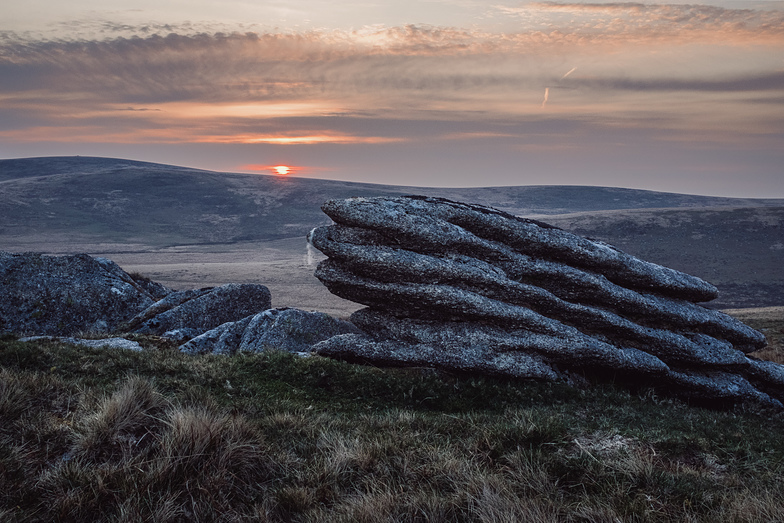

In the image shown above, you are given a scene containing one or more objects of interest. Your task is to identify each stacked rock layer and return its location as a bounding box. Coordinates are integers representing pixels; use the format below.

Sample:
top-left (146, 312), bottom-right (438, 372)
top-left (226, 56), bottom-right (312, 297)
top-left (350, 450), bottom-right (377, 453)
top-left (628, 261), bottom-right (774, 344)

top-left (309, 196), bottom-right (784, 408)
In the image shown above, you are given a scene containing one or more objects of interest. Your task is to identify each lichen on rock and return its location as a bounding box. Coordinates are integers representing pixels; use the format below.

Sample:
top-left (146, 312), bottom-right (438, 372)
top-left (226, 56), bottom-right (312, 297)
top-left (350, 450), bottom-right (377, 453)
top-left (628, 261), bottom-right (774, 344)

top-left (180, 307), bottom-right (359, 355)
top-left (125, 283), bottom-right (271, 338)
top-left (0, 251), bottom-right (170, 336)
top-left (0, 252), bottom-right (271, 343)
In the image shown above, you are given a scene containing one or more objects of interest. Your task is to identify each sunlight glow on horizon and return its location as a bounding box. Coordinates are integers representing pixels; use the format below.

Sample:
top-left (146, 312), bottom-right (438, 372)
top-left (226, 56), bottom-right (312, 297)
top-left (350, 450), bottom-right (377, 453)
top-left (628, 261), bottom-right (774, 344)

top-left (239, 164), bottom-right (309, 177)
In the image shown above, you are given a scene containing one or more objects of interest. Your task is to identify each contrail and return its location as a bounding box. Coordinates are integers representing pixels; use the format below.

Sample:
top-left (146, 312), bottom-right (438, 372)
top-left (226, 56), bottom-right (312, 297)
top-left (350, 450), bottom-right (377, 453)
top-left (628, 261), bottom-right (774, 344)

top-left (561, 67), bottom-right (577, 80)
top-left (542, 68), bottom-right (575, 109)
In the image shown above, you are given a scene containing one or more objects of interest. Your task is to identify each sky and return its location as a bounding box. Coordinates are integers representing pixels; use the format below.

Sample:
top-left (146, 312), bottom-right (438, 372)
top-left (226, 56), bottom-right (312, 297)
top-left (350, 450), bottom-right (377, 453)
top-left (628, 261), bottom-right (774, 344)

top-left (1, 1), bottom-right (783, 197)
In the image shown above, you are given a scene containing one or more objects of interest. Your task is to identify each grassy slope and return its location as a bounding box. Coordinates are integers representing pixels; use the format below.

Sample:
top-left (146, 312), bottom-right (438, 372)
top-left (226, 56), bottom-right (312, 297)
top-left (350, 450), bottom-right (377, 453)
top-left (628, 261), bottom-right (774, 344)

top-left (2, 322), bottom-right (784, 522)
top-left (545, 207), bottom-right (784, 308)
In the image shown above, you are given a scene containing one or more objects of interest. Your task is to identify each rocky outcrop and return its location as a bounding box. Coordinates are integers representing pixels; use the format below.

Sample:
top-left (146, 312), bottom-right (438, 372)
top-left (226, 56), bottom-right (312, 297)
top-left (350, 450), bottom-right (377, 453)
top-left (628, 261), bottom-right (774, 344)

top-left (309, 196), bottom-right (781, 408)
top-left (180, 307), bottom-right (360, 355)
top-left (125, 284), bottom-right (271, 338)
top-left (0, 252), bottom-right (171, 335)
top-left (1, 252), bottom-right (272, 341)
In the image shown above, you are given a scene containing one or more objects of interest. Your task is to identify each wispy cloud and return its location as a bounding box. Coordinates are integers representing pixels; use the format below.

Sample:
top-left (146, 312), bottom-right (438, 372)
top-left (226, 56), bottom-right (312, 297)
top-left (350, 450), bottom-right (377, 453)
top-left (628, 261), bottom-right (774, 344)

top-left (196, 132), bottom-right (406, 145)
top-left (568, 71), bottom-right (784, 93)
top-left (0, 3), bottom-right (782, 148)
top-left (500, 2), bottom-right (784, 45)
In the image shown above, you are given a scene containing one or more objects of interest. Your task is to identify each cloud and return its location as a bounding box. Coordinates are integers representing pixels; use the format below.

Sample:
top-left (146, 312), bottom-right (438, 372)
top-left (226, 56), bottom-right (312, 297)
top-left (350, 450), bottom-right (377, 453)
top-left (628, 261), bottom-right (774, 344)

top-left (0, 5), bottom-right (782, 148)
top-left (568, 71), bottom-right (784, 93)
top-left (195, 131), bottom-right (406, 145)
top-left (500, 2), bottom-right (784, 45)
top-left (0, 29), bottom-right (570, 130)
top-left (120, 106), bottom-right (161, 111)
top-left (2, 23), bottom-right (776, 111)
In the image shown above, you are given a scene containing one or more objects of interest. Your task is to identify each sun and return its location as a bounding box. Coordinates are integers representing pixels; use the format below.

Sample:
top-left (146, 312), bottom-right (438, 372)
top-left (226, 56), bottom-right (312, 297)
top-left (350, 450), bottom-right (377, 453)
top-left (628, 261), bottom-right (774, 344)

top-left (273, 165), bottom-right (291, 176)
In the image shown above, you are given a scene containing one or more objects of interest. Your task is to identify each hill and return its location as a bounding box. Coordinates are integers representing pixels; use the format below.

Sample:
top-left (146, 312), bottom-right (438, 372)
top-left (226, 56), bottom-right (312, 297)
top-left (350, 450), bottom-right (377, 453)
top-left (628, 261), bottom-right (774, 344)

top-left (1, 156), bottom-right (782, 310)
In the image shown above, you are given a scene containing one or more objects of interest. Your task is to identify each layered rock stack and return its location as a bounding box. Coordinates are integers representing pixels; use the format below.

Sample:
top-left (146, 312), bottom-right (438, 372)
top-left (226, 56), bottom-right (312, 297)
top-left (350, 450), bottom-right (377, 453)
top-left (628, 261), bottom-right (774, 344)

top-left (309, 196), bottom-right (784, 408)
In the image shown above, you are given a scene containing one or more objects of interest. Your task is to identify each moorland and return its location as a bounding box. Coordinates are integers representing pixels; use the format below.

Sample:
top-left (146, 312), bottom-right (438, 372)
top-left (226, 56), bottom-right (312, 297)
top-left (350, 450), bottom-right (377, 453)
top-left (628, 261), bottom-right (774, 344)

top-left (2, 156), bottom-right (784, 521)
top-left (1, 156), bottom-right (783, 312)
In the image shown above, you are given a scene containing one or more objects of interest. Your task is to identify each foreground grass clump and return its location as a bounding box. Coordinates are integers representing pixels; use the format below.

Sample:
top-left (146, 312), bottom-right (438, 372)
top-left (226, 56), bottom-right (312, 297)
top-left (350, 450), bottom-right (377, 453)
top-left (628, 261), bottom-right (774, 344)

top-left (2, 335), bottom-right (784, 521)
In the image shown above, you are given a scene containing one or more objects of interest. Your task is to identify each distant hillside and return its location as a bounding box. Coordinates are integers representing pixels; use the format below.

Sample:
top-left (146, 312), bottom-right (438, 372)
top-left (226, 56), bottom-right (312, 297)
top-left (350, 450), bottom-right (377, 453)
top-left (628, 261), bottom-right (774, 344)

top-left (1, 156), bottom-right (782, 308)
top-left (544, 207), bottom-right (784, 308)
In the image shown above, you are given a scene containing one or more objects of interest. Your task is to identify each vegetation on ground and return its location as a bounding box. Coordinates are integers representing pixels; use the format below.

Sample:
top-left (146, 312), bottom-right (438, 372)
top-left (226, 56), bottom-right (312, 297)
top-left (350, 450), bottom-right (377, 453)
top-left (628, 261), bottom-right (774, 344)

top-left (2, 328), bottom-right (784, 522)
top-left (737, 309), bottom-right (784, 365)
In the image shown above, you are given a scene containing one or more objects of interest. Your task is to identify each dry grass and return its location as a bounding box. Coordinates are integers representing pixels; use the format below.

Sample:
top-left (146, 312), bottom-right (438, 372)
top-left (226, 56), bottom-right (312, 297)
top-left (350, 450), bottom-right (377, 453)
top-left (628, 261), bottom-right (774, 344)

top-left (727, 307), bottom-right (784, 364)
top-left (3, 333), bottom-right (784, 521)
top-left (29, 377), bottom-right (276, 522)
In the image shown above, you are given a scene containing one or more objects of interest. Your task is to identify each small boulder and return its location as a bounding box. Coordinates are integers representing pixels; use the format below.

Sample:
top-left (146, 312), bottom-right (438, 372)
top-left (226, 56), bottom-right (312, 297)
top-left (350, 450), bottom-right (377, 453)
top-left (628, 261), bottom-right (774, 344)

top-left (126, 283), bottom-right (271, 338)
top-left (180, 307), bottom-right (360, 355)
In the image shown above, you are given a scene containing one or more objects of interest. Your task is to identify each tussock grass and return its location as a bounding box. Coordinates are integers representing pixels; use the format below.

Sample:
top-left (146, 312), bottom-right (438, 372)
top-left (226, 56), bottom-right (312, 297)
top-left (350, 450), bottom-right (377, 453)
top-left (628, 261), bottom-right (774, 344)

top-left (2, 334), bottom-right (784, 521)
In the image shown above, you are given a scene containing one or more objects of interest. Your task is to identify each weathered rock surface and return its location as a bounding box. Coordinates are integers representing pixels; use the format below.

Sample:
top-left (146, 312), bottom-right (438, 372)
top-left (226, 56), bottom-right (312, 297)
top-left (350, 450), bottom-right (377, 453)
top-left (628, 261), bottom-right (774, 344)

top-left (310, 196), bottom-right (780, 408)
top-left (180, 307), bottom-right (360, 355)
top-left (1, 252), bottom-right (272, 342)
top-left (0, 252), bottom-right (171, 335)
top-left (125, 283), bottom-right (271, 338)
top-left (20, 336), bottom-right (143, 351)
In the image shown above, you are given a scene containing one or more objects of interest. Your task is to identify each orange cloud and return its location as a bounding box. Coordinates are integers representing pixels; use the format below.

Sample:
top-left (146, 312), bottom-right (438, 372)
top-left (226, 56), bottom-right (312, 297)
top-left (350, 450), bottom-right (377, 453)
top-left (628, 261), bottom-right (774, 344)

top-left (0, 122), bottom-right (407, 146)
top-left (160, 101), bottom-right (343, 119)
top-left (194, 132), bottom-right (406, 145)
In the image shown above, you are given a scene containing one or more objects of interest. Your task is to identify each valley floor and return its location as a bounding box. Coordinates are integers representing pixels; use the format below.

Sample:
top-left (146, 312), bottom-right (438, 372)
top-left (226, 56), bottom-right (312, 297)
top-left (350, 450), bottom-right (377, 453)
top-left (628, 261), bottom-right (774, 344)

top-left (0, 237), bottom-right (360, 318)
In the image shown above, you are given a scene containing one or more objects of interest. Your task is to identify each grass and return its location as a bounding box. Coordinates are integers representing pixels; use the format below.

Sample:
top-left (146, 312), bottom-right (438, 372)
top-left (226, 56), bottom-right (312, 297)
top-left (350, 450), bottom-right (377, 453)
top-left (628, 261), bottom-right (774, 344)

top-left (735, 308), bottom-right (784, 365)
top-left (2, 331), bottom-right (784, 521)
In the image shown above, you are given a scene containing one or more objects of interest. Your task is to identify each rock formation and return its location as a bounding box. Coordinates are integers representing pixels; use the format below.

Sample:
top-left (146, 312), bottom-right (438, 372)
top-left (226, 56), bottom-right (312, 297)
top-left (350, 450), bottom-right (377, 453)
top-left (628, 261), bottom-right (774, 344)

top-left (0, 252), bottom-right (170, 335)
top-left (180, 307), bottom-right (360, 355)
top-left (309, 196), bottom-right (783, 408)
top-left (1, 252), bottom-right (272, 341)
top-left (125, 283), bottom-right (271, 338)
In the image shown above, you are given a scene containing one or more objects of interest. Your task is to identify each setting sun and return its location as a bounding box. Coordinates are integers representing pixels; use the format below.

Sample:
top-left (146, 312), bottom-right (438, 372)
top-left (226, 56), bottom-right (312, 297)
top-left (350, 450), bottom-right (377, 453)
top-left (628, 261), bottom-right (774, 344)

top-left (236, 164), bottom-right (306, 176)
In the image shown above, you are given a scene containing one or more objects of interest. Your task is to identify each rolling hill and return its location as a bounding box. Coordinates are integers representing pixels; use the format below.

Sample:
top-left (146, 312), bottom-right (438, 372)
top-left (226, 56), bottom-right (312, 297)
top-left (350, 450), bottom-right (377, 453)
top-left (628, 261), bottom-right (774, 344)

top-left (1, 156), bottom-right (782, 311)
